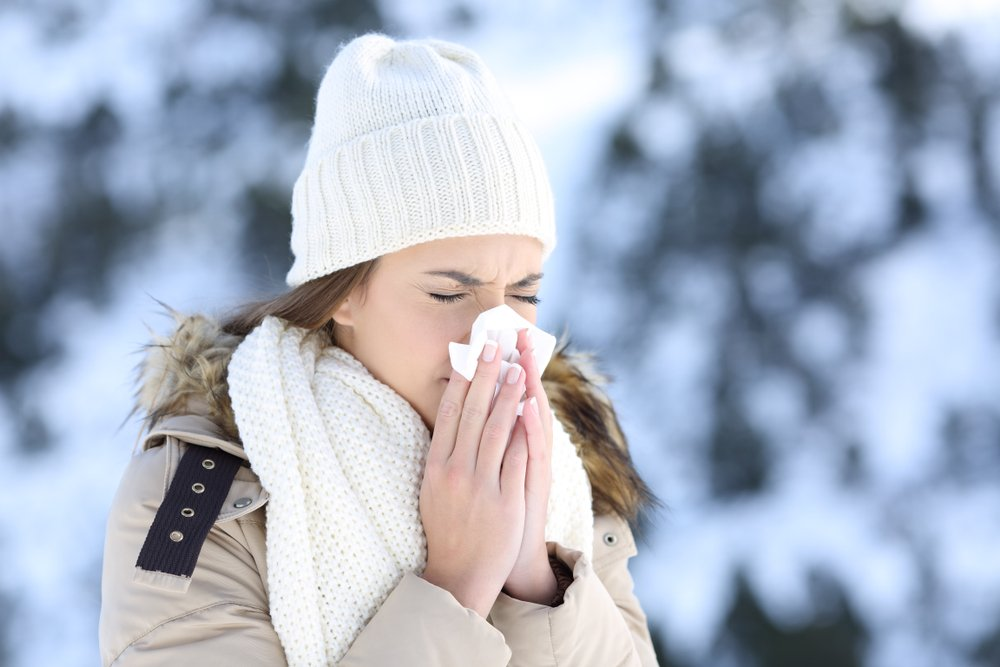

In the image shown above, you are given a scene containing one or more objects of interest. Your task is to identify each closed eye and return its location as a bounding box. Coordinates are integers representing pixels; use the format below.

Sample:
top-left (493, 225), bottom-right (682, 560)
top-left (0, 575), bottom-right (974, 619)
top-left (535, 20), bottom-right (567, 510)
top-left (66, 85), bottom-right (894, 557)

top-left (430, 293), bottom-right (541, 305)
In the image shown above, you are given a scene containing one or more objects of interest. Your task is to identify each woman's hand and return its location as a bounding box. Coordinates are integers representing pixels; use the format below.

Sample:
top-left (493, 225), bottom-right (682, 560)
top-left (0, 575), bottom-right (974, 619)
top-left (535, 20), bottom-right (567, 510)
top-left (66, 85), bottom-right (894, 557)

top-left (419, 338), bottom-right (530, 618)
top-left (501, 328), bottom-right (559, 605)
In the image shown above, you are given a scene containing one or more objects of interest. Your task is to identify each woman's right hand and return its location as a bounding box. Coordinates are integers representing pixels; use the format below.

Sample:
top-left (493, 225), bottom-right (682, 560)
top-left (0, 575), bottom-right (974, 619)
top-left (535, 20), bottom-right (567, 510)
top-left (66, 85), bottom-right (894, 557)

top-left (419, 338), bottom-right (530, 618)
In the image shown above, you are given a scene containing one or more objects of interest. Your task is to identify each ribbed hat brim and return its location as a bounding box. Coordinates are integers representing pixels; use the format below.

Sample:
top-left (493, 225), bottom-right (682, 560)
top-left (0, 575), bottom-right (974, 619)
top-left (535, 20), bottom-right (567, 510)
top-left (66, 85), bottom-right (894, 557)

top-left (286, 111), bottom-right (556, 286)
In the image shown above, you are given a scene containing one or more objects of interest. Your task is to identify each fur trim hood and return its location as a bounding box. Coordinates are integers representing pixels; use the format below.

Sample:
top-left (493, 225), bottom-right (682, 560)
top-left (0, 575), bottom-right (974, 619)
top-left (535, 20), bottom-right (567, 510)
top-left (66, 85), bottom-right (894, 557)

top-left (125, 305), bottom-right (658, 524)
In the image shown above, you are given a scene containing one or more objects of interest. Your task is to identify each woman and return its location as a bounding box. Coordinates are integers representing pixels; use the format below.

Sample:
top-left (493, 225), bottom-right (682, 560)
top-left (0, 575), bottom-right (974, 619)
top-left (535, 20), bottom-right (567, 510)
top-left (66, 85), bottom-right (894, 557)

top-left (99, 31), bottom-right (661, 666)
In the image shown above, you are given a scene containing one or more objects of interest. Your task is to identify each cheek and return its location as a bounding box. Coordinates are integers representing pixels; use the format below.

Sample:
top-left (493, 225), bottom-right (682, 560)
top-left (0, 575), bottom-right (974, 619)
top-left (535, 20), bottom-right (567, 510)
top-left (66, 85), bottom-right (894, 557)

top-left (390, 301), bottom-right (478, 379)
top-left (397, 311), bottom-right (456, 378)
top-left (514, 304), bottom-right (537, 326)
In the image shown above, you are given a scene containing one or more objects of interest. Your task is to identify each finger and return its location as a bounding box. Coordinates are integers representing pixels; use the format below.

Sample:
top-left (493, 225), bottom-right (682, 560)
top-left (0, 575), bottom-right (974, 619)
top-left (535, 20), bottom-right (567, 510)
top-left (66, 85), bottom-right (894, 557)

top-left (516, 329), bottom-right (543, 398)
top-left (516, 330), bottom-right (553, 441)
top-left (427, 368), bottom-right (471, 465)
top-left (522, 398), bottom-right (550, 463)
top-left (452, 339), bottom-right (502, 470)
top-left (475, 363), bottom-right (526, 482)
top-left (520, 398), bottom-right (551, 496)
top-left (518, 327), bottom-right (535, 358)
top-left (500, 418), bottom-right (528, 496)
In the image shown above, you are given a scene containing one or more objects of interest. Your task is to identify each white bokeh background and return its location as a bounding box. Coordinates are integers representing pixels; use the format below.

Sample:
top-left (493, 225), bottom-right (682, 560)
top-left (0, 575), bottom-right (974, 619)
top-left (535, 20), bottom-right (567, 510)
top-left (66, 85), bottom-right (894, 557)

top-left (2, 1), bottom-right (999, 665)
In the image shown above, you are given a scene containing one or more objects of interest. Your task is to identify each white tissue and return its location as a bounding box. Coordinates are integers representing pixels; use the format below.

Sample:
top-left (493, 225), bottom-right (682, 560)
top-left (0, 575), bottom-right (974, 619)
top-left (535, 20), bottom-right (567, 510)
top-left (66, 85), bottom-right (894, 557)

top-left (448, 304), bottom-right (557, 415)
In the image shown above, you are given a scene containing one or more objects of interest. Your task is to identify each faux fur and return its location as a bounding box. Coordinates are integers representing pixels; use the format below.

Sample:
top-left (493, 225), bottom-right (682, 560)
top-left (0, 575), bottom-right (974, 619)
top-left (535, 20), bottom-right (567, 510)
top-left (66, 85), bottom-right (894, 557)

top-left (125, 303), bottom-right (659, 525)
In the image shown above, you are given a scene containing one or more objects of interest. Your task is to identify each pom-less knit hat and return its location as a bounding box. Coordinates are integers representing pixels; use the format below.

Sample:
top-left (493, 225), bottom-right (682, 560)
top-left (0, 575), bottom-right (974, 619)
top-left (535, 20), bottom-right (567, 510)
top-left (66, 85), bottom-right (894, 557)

top-left (285, 32), bottom-right (558, 287)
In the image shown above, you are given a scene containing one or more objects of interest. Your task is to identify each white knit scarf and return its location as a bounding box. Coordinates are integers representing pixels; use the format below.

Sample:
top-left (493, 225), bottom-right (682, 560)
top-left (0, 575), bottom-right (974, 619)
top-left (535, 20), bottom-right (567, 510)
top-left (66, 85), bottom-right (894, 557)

top-left (227, 315), bottom-right (594, 666)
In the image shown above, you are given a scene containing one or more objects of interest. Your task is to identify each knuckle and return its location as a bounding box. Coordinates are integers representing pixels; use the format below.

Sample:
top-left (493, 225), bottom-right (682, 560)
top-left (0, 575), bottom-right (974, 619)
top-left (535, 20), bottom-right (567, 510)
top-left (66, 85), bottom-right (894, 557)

top-left (437, 398), bottom-right (460, 419)
top-left (443, 464), bottom-right (468, 488)
top-left (474, 363), bottom-right (498, 380)
top-left (423, 456), bottom-right (444, 475)
top-left (507, 454), bottom-right (527, 470)
top-left (462, 402), bottom-right (486, 421)
top-left (482, 420), bottom-right (509, 443)
top-left (505, 445), bottom-right (527, 467)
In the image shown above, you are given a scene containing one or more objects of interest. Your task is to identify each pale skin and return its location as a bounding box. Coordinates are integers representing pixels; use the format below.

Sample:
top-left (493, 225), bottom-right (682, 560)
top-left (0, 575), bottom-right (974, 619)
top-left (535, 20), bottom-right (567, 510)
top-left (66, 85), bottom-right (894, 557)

top-left (330, 233), bottom-right (560, 617)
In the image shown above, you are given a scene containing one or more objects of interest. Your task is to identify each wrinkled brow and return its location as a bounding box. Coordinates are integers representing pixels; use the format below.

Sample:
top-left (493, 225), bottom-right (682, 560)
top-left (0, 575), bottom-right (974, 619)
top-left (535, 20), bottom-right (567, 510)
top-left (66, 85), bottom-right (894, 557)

top-left (423, 270), bottom-right (544, 288)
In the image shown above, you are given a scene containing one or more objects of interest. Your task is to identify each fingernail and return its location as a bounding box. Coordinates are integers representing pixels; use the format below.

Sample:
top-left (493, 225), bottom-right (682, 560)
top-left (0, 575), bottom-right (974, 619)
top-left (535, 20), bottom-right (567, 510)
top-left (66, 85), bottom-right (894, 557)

top-left (506, 364), bottom-right (522, 384)
top-left (529, 396), bottom-right (538, 415)
top-left (482, 339), bottom-right (497, 362)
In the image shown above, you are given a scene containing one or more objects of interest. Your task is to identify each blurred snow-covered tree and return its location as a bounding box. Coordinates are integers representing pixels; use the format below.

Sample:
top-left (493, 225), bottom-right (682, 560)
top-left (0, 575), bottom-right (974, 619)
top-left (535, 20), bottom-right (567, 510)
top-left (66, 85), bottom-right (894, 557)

top-left (3, 0), bottom-right (999, 665)
top-left (1, 0), bottom-right (386, 453)
top-left (563, 1), bottom-right (1000, 665)
top-left (0, 2), bottom-right (391, 664)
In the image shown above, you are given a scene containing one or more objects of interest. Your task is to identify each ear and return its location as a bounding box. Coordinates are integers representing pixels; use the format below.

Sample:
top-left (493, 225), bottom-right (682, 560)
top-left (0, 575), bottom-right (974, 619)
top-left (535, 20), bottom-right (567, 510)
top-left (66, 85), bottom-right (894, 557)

top-left (329, 294), bottom-right (356, 328)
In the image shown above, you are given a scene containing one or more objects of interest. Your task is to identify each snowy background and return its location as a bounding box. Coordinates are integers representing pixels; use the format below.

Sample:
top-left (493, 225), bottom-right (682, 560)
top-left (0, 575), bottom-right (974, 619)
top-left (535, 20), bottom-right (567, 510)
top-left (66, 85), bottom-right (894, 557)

top-left (2, 0), bottom-right (1000, 665)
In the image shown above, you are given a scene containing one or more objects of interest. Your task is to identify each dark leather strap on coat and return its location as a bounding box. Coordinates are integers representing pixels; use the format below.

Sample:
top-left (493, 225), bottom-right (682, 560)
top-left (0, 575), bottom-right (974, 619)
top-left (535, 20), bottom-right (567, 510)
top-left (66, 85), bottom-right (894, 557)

top-left (135, 443), bottom-right (243, 578)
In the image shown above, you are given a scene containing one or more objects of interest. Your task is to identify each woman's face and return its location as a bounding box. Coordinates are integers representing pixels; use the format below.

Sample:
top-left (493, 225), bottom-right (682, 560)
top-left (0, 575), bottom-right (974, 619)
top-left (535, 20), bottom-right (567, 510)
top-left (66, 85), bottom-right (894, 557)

top-left (331, 233), bottom-right (544, 432)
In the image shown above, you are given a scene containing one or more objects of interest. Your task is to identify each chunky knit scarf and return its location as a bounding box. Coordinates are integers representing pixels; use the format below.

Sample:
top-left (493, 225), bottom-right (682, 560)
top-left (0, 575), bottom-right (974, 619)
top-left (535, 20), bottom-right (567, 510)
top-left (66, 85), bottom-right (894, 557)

top-left (226, 315), bottom-right (594, 666)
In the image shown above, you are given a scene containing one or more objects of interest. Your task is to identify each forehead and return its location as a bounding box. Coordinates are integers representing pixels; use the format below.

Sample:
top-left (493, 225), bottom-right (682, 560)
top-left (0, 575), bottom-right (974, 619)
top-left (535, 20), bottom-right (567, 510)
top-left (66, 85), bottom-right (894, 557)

top-left (386, 234), bottom-right (543, 272)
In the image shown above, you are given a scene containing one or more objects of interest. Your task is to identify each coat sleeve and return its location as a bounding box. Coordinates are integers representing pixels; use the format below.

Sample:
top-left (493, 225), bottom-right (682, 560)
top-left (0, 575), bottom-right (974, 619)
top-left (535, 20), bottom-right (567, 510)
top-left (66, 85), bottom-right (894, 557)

top-left (487, 513), bottom-right (660, 667)
top-left (99, 441), bottom-right (289, 666)
top-left (99, 441), bottom-right (513, 667)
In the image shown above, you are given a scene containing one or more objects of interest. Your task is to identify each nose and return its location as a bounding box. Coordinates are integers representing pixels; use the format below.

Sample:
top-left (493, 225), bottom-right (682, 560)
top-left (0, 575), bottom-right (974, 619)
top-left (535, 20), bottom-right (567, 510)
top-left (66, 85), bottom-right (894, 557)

top-left (477, 292), bottom-right (507, 311)
top-left (456, 298), bottom-right (506, 345)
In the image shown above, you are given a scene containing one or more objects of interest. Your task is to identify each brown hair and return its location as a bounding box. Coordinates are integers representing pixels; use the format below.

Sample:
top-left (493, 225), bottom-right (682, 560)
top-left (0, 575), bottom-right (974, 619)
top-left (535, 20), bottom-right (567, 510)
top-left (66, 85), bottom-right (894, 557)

top-left (218, 257), bottom-right (381, 345)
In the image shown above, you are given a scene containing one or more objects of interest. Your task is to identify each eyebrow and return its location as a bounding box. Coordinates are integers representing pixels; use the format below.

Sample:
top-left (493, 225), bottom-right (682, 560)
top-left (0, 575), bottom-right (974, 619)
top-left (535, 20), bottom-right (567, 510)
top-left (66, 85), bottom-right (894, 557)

top-left (423, 270), bottom-right (544, 288)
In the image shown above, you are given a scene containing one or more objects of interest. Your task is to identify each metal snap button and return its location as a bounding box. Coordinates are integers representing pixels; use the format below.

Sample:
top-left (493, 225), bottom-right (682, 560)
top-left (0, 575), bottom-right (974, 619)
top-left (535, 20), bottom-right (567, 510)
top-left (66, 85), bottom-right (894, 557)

top-left (603, 532), bottom-right (618, 546)
top-left (180, 508), bottom-right (195, 518)
top-left (233, 497), bottom-right (253, 509)
top-left (192, 483), bottom-right (205, 494)
top-left (202, 458), bottom-right (216, 470)
top-left (169, 530), bottom-right (184, 542)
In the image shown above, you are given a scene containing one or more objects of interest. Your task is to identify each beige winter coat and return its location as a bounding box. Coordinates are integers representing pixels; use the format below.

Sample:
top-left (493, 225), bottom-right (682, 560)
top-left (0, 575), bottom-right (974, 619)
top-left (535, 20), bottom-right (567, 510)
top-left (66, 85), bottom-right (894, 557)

top-left (99, 310), bottom-right (661, 666)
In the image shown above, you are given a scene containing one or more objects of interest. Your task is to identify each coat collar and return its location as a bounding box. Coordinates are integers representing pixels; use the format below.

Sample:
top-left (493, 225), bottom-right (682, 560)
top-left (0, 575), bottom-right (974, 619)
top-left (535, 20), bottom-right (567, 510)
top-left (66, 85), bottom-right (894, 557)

top-left (126, 307), bottom-right (657, 523)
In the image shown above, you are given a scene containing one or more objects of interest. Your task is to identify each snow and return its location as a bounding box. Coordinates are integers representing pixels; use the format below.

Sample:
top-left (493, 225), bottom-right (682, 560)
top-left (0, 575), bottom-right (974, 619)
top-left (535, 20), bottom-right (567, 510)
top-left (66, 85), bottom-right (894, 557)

top-left (3, 1), bottom-right (1000, 665)
top-left (852, 223), bottom-right (1000, 484)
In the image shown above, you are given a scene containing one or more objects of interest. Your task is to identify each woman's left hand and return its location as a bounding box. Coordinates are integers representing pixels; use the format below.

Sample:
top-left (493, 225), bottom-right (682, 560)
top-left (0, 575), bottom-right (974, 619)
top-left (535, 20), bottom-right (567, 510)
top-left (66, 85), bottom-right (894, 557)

top-left (501, 327), bottom-right (559, 604)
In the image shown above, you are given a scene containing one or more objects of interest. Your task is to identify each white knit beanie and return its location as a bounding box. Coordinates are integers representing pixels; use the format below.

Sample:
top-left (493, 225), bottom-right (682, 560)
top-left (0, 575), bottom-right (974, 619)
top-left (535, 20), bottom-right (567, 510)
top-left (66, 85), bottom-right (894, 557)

top-left (285, 32), bottom-right (558, 287)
